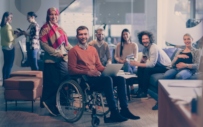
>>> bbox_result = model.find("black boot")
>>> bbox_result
[133,88,142,95]
[120,107,140,120]
[152,102,158,110]
[105,108,128,123]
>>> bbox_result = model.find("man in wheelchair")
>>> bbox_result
[68,26,140,123]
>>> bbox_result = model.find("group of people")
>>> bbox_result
[1,7,201,123]
[0,11,40,86]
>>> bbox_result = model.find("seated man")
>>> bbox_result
[88,28,111,66]
[130,31,171,98]
[68,26,140,122]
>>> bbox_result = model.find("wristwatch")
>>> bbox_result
[186,64,189,68]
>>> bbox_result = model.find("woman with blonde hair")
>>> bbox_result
[163,33,200,79]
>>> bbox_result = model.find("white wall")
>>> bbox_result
[157,0,203,48]
[0,0,59,78]
[0,0,10,80]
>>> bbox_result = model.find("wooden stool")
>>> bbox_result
[10,71,43,78]
[4,76,43,112]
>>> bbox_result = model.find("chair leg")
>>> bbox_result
[15,100,17,106]
[5,100,7,111]
[32,101,33,112]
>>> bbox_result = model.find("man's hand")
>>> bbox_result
[87,70,101,77]
[176,62,187,69]
[177,54,189,59]
[130,60,139,66]
[141,56,148,63]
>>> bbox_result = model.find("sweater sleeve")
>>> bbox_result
[191,49,200,69]
[68,48,89,75]
[114,44,120,62]
[133,43,138,61]
[95,49,105,72]
[40,28,61,58]
[65,42,73,51]
[106,44,112,63]
[171,50,181,66]
[5,25,17,42]
[146,46,158,68]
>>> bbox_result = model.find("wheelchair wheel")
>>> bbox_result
[91,117,100,127]
[56,80,85,123]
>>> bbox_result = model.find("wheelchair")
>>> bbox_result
[56,75,114,127]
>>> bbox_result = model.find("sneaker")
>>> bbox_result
[152,102,158,110]
[43,101,60,116]
[120,108,140,120]
[132,92,148,98]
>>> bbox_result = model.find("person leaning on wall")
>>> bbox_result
[0,12,22,87]
[39,7,72,116]
[22,11,40,71]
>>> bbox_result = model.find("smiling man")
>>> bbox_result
[88,28,111,66]
[130,31,171,102]
[68,26,140,122]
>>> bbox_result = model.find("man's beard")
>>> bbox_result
[97,38,104,42]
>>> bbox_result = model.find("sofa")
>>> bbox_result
[148,48,201,94]
[112,47,201,95]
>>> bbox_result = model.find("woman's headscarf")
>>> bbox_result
[40,7,68,49]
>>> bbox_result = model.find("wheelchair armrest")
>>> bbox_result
[70,75,88,82]
[81,75,88,82]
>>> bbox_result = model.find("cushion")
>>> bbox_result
[188,73,202,79]
[4,77,43,90]
[162,48,181,60]
[4,86,43,100]
[10,71,43,78]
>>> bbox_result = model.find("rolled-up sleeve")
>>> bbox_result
[146,46,158,68]
[191,49,200,69]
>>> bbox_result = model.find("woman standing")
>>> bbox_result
[114,29,138,74]
[40,7,72,116]
[22,12,40,70]
[163,33,200,79]
[1,12,22,86]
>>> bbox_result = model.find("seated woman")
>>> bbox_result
[163,33,200,79]
[114,29,138,94]
[114,29,138,74]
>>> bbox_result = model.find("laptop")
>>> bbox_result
[101,64,123,76]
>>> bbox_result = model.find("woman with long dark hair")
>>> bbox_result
[0,12,22,86]
[22,11,40,70]
[39,7,72,116]
[114,29,138,94]
[114,29,138,74]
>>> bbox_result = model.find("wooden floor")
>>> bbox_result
[0,81,158,127]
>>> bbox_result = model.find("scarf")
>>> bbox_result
[40,7,68,49]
